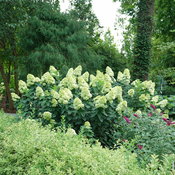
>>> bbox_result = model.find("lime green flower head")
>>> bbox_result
[43,111,52,120]
[142,80,155,95]
[19,80,28,93]
[131,79,140,87]
[104,74,112,83]
[102,82,112,93]
[128,89,134,97]
[135,110,142,116]
[74,65,82,76]
[84,121,91,128]
[78,76,89,89]
[59,77,68,88]
[106,66,114,77]
[116,100,127,113]
[81,87,92,100]
[90,74,97,87]
[155,108,161,114]
[151,95,159,103]
[106,90,116,103]
[27,74,36,86]
[139,94,150,102]
[41,72,55,84]
[162,114,169,119]
[49,66,59,77]
[94,95,107,108]
[67,68,74,77]
[123,69,130,80]
[113,86,122,97]
[117,71,123,82]
[157,99,168,108]
[67,75,78,90]
[73,97,84,110]
[58,88,73,104]
[11,93,20,101]
[96,70,104,79]
[50,90,59,99]
[51,99,58,107]
[36,86,44,97]
[82,72,89,82]
[66,128,77,136]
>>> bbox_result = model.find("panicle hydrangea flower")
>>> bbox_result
[102,82,112,93]
[90,74,96,87]
[59,77,68,87]
[58,88,73,104]
[66,128,77,136]
[135,110,142,116]
[35,77,41,82]
[121,69,131,84]
[106,66,114,77]
[51,99,58,107]
[162,113,169,118]
[131,79,140,87]
[96,70,104,79]
[94,95,107,108]
[105,86,122,103]
[43,111,52,120]
[82,72,89,82]
[116,100,127,113]
[78,76,89,89]
[11,93,20,101]
[139,94,150,102]
[73,97,84,110]
[157,99,168,108]
[80,87,92,100]
[50,90,59,99]
[105,90,115,103]
[66,68,74,77]
[84,121,91,128]
[36,86,44,97]
[49,66,59,77]
[18,80,28,93]
[27,74,37,86]
[67,76,78,90]
[155,108,161,114]
[74,65,82,76]
[128,89,135,97]
[117,71,123,82]
[41,72,55,84]
[142,80,155,95]
[123,69,130,79]
[151,95,159,103]
[104,74,112,82]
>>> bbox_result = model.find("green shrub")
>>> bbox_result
[118,107,175,162]
[0,116,175,175]
[162,95,175,118]
[12,66,170,147]
[0,112,18,132]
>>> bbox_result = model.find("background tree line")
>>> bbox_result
[0,0,124,111]
[0,0,175,111]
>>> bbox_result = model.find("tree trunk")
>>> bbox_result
[133,0,155,80]
[0,60,14,110]
[13,49,19,95]
[14,62,19,95]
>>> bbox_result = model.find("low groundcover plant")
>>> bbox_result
[0,114,175,175]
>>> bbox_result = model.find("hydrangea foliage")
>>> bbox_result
[12,65,170,147]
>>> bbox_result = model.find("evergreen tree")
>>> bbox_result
[20,1,103,76]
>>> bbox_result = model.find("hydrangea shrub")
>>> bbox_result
[12,65,170,147]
